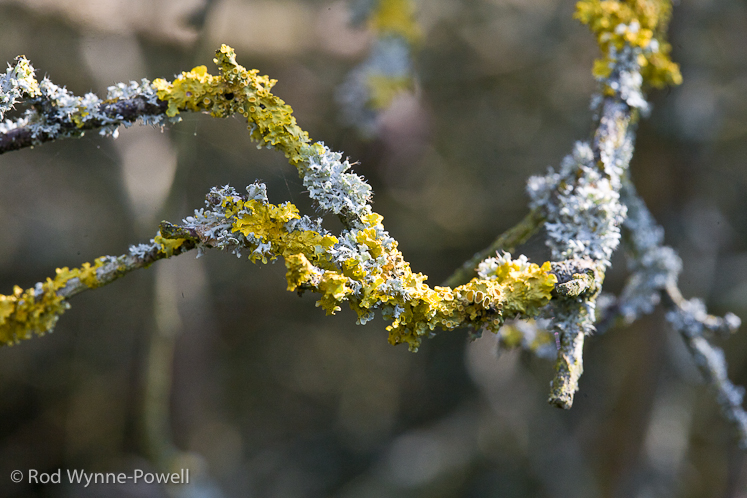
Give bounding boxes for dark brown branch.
[0,96,168,154]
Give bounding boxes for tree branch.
[442,208,544,288]
[0,95,168,154]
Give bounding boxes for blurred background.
[1,0,747,496]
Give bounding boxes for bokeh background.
[1,0,747,496]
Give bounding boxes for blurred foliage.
[1,0,747,496]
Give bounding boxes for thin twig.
[442,208,544,288]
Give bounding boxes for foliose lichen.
[575,0,682,89]
[0,258,107,345]
[0,56,40,121]
[177,184,557,352]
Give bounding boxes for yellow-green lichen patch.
[220,193,557,351]
[0,257,108,346]
[153,65,219,118]
[154,232,187,257]
[229,198,339,266]
[153,230,187,258]
[285,253,317,292]
[575,0,682,88]
[0,282,68,345]
[153,45,311,167]
[378,260,557,351]
[54,257,107,289]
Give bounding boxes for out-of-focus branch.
[593,177,747,446]
[338,0,420,137]
[667,293,747,448]
[665,281,747,447]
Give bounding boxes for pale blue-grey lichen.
[527,141,627,266]
[298,142,374,222]
[0,74,172,143]
[615,180,682,323]
[668,316,747,448]
[593,44,651,115]
[526,87,635,408]
[128,243,159,259]
[667,297,741,339]
[0,56,39,120]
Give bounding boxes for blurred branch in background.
[336,0,420,137]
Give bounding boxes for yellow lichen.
[222,194,557,351]
[0,258,108,346]
[229,198,339,266]
[575,0,682,88]
[154,232,186,257]
[3,46,560,352]
[153,45,311,167]
[285,253,317,292]
[153,65,218,117]
[0,282,67,345]
[54,259,106,289]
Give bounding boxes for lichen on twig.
[1,0,746,449]
[0,45,558,353]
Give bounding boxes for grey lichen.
[298,143,374,223]
[0,56,40,120]
[0,73,171,153]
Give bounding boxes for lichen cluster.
[0,259,106,345]
[153,45,311,167]
[0,56,40,120]
[177,185,556,351]
[1,45,557,351]
[575,0,682,89]
[528,142,627,266]
[151,49,557,350]
[525,95,636,405]
[0,59,167,143]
